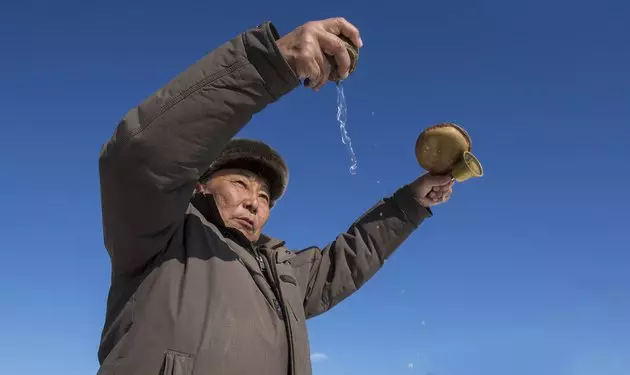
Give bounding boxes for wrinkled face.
[196,168,271,243]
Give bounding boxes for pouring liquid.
[336,82,358,175]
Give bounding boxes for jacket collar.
[190,192,285,252]
[256,234,286,250]
[190,192,251,248]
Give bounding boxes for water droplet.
[371,111,375,116]
[376,180,381,184]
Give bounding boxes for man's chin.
[241,231,259,243]
[228,224,259,243]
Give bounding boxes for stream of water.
[336,82,358,175]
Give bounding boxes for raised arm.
[293,175,453,319]
[99,22,299,275]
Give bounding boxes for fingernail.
[358,38,364,47]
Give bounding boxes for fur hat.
[199,138,288,204]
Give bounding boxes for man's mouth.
[235,217,254,231]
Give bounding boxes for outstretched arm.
[293,175,452,319]
[99,22,299,276]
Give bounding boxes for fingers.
[441,179,455,191]
[293,36,327,88]
[321,17,363,48]
[426,186,452,204]
[305,57,325,89]
[429,186,450,199]
[313,63,331,90]
[423,174,453,188]
[423,177,454,206]
[318,31,351,82]
[279,17,362,91]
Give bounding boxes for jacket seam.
[130,294,136,324]
[301,247,321,306]
[390,187,432,227]
[241,33,276,99]
[241,22,299,100]
[260,22,298,95]
[112,58,251,154]
[385,194,413,225]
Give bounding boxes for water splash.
[336,82,358,175]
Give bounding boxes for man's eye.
[233,180,247,188]
[259,193,270,203]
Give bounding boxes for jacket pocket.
[160,350,194,375]
[276,268,303,323]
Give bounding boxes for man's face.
[197,168,271,243]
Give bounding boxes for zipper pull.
[252,245,266,272]
[273,299,285,320]
[256,254,266,272]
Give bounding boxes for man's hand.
[276,17,363,91]
[409,174,454,208]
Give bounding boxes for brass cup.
[451,151,484,182]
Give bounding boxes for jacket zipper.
[245,244,282,319]
[250,245,296,374]
[259,252,284,321]
[254,250,266,272]
[265,250,296,375]
[226,228,266,272]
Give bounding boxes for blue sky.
[1,0,629,374]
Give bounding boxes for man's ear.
[195,183,206,194]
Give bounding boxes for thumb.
[422,174,453,187]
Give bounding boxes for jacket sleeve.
[99,22,299,276]
[293,184,432,319]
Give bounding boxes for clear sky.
[1,0,629,374]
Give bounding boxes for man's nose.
[243,193,259,213]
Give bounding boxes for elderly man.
[97,17,453,375]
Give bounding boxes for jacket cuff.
[391,184,433,227]
[243,22,300,99]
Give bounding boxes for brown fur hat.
[199,138,288,204]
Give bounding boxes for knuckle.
[297,50,311,62]
[298,24,311,36]
[296,50,311,63]
[300,45,317,59]
[310,62,322,75]
[303,21,319,33]
[332,39,346,53]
